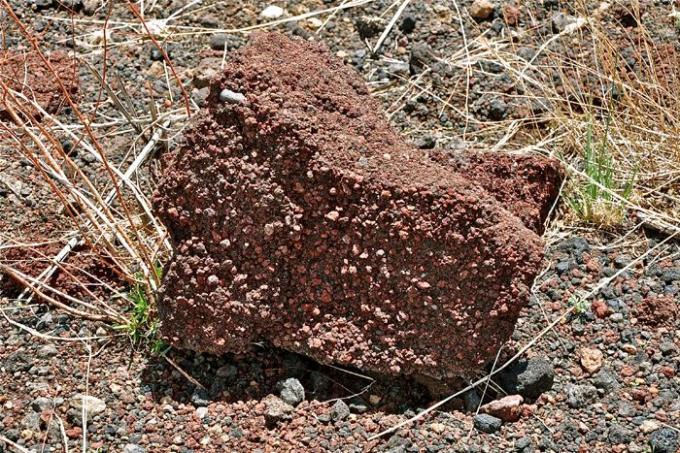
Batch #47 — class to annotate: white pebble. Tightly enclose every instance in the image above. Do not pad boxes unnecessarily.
[260,5,284,20]
[219,89,246,104]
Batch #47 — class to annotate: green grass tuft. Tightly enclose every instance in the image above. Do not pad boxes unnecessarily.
[567,119,635,227]
[114,265,169,356]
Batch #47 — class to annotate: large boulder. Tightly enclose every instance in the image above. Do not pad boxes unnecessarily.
[153,33,562,386]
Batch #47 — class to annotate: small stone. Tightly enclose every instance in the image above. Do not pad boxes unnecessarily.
[22,413,40,431]
[502,4,520,26]
[499,357,554,399]
[592,368,619,391]
[640,419,661,434]
[32,397,53,412]
[306,17,323,28]
[621,343,637,354]
[329,400,350,421]
[659,341,677,356]
[191,388,210,407]
[219,89,246,104]
[515,436,532,451]
[123,444,146,453]
[259,5,284,20]
[325,211,340,221]
[610,312,624,322]
[487,98,508,121]
[263,395,293,426]
[474,414,502,433]
[608,424,633,444]
[580,347,604,374]
[463,389,482,412]
[69,394,106,416]
[613,254,630,268]
[565,384,597,408]
[38,344,58,357]
[409,42,435,75]
[278,378,304,406]
[552,12,577,32]
[648,428,679,453]
[469,0,495,21]
[480,394,523,422]
[399,15,416,34]
[195,407,209,419]
[430,422,446,434]
[354,16,386,40]
[591,299,609,318]
[517,47,536,61]
[209,34,241,51]
[387,61,410,76]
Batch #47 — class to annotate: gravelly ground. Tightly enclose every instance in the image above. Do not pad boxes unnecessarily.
[1,0,679,452]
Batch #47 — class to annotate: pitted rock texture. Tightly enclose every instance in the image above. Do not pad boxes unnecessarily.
[0,50,78,121]
[154,33,562,384]
[431,151,562,234]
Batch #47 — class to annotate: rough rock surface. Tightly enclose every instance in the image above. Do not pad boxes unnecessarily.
[0,50,79,121]
[154,33,562,385]
[431,150,562,234]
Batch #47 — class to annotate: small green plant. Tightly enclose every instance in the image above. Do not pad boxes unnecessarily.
[114,264,169,356]
[567,120,635,226]
[568,294,590,317]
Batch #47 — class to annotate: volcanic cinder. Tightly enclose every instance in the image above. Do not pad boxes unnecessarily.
[0,50,78,121]
[154,33,562,387]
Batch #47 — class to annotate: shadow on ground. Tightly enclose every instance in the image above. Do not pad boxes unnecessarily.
[138,345,444,415]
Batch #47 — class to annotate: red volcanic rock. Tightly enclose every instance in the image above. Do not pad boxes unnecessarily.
[153,33,562,386]
[0,50,78,121]
[480,394,524,422]
[431,150,562,234]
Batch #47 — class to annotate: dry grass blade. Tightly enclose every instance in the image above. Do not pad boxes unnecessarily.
[0,264,123,322]
[372,0,411,54]
[0,435,32,453]
[82,59,143,135]
[0,304,112,342]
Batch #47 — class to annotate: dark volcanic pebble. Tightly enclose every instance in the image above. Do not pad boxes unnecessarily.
[499,357,555,399]
[648,428,679,453]
[474,414,502,433]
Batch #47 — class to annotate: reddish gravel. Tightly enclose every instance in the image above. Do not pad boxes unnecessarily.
[1,1,679,452]
[0,50,78,121]
[634,295,677,328]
